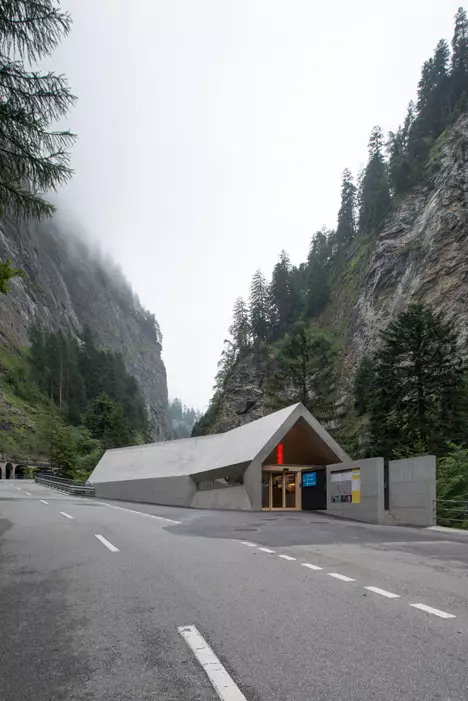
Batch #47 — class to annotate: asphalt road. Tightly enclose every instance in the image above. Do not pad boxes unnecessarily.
[1,481,468,701]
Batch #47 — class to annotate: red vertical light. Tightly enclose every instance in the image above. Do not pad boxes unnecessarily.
[276,442,284,465]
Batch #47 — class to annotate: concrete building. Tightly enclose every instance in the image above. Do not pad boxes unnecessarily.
[89,402,436,526]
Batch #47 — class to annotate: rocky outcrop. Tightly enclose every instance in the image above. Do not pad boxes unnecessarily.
[339,115,468,382]
[210,349,271,433]
[204,115,468,433]
[0,214,172,440]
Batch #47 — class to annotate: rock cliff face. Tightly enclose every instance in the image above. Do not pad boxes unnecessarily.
[339,116,468,380]
[206,115,468,434]
[0,214,172,440]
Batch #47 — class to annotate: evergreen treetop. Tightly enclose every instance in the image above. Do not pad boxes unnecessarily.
[0,0,77,220]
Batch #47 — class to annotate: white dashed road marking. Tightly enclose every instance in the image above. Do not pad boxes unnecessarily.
[97,502,181,525]
[410,603,456,619]
[278,554,296,561]
[26,492,32,496]
[60,512,74,520]
[241,541,257,547]
[365,586,400,599]
[258,547,275,554]
[40,500,49,505]
[302,563,323,571]
[95,534,120,553]
[327,573,356,582]
[16,487,21,490]
[178,625,248,701]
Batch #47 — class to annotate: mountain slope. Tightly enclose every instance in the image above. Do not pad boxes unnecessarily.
[0,213,171,445]
[195,115,468,440]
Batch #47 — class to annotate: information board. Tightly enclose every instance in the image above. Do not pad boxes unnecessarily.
[303,472,317,488]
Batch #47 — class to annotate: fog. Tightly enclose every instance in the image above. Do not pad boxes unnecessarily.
[52,0,460,409]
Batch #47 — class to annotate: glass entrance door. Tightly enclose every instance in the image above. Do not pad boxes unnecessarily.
[272,473,283,508]
[284,473,297,509]
[263,471,298,510]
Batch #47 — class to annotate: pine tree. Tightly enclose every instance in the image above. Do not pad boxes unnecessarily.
[451,6,468,108]
[85,394,133,449]
[0,0,76,219]
[229,297,251,348]
[416,41,450,135]
[354,356,377,416]
[336,169,357,248]
[388,102,415,195]
[269,251,296,338]
[306,229,330,317]
[359,126,391,234]
[269,322,336,421]
[249,270,269,341]
[213,340,237,396]
[369,304,467,458]
[432,39,451,128]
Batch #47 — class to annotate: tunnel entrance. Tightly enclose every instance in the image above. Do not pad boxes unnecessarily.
[15,465,26,480]
[5,463,13,479]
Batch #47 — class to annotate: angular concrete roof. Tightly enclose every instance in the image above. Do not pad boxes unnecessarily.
[89,403,349,484]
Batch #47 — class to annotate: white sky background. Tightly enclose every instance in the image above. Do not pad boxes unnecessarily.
[53,0,461,409]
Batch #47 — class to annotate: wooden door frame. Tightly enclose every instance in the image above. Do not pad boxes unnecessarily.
[261,467,302,511]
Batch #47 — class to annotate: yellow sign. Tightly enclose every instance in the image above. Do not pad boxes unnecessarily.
[351,468,361,504]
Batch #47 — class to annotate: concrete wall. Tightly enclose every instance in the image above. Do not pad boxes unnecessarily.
[388,456,436,526]
[94,475,196,506]
[243,459,262,510]
[326,458,385,524]
[191,485,252,510]
[95,475,256,511]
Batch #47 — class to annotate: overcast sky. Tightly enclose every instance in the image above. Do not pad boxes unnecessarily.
[53,0,461,410]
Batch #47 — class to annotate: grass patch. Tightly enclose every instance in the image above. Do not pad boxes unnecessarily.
[0,343,62,460]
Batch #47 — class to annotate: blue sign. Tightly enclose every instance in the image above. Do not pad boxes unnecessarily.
[303,472,317,487]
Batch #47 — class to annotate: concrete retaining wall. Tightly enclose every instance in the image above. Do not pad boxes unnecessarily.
[326,458,385,524]
[388,456,436,526]
[191,485,252,510]
[94,475,196,506]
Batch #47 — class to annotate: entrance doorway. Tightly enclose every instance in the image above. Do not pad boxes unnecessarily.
[262,470,300,510]
[302,469,327,510]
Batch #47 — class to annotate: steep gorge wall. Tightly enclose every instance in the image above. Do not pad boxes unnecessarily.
[337,116,468,382]
[0,214,172,440]
[205,116,468,434]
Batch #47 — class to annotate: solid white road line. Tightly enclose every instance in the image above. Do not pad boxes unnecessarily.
[258,547,276,554]
[178,625,248,701]
[365,586,400,599]
[40,500,49,505]
[410,603,456,619]
[97,502,181,525]
[60,512,74,520]
[327,573,356,582]
[278,554,296,561]
[301,563,323,571]
[240,541,257,547]
[95,534,120,553]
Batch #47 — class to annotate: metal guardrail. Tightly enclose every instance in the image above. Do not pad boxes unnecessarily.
[434,498,468,530]
[35,473,95,496]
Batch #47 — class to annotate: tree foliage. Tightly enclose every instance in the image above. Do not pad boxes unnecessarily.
[0,0,77,220]
[336,168,357,247]
[0,258,23,293]
[356,304,467,459]
[269,322,336,421]
[249,269,270,341]
[170,398,201,438]
[229,297,251,348]
[29,324,150,449]
[359,126,391,234]
[269,251,296,339]
[306,229,330,318]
